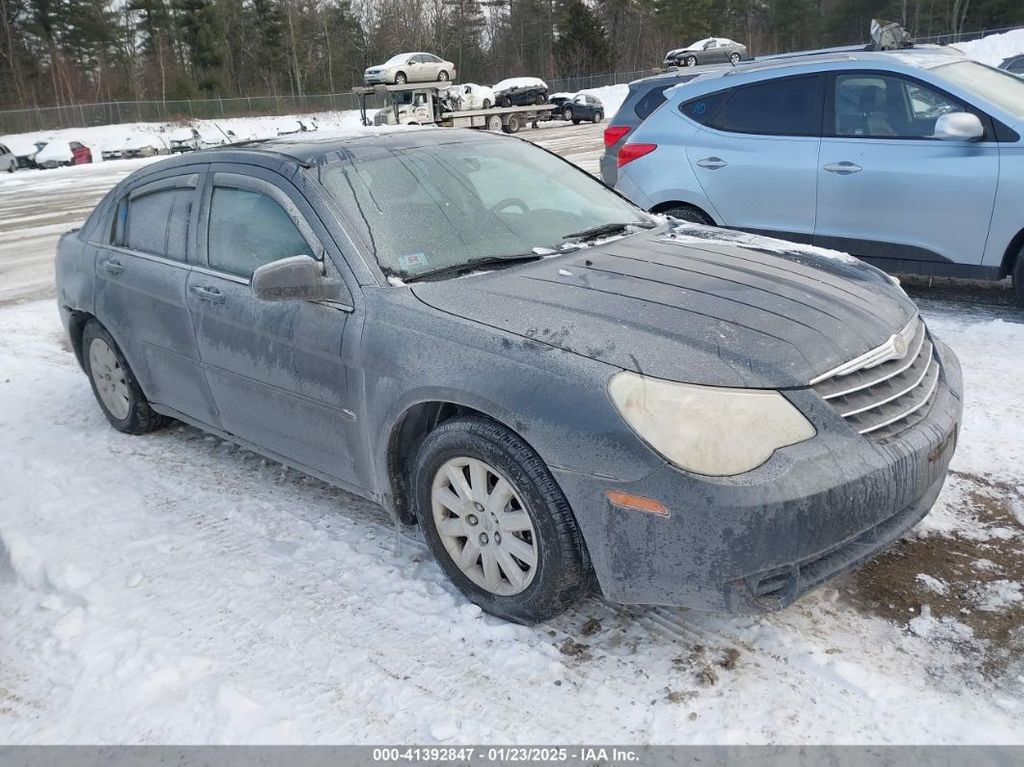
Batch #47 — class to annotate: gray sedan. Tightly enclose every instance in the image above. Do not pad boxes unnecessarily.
[664,38,747,67]
[55,129,961,623]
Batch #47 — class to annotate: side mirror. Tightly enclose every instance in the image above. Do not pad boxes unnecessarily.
[933,112,984,141]
[251,255,349,304]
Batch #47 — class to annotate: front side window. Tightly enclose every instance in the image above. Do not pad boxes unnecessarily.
[313,138,649,281]
[207,187,310,278]
[834,73,963,138]
[117,187,192,260]
[708,76,821,136]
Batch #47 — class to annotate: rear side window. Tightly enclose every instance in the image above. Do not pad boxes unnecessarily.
[207,187,310,278]
[679,90,730,125]
[115,188,192,260]
[707,76,821,136]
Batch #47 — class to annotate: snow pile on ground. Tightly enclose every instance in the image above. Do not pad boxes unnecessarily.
[577,84,629,118]
[955,28,1024,66]
[0,108,371,166]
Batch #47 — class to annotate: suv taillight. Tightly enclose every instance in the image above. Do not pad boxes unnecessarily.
[617,143,657,168]
[603,125,630,147]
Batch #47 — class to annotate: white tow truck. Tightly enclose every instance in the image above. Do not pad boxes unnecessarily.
[354,83,556,134]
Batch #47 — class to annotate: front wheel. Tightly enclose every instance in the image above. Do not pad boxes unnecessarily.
[482,98,492,109]
[394,71,407,84]
[685,55,697,66]
[82,319,168,434]
[592,112,602,123]
[562,107,573,121]
[413,416,591,624]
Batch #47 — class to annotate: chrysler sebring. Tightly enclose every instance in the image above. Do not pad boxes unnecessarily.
[54,129,962,623]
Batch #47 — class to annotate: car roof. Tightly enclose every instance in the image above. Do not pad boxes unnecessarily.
[125,128,503,173]
[655,44,968,98]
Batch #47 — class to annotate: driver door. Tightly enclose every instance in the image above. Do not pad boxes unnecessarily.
[187,166,362,486]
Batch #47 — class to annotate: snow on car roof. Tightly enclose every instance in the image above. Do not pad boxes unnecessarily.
[493,77,547,92]
[382,52,433,66]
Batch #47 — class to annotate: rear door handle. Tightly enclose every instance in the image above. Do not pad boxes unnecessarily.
[696,156,728,170]
[100,258,124,275]
[190,285,225,304]
[823,161,863,175]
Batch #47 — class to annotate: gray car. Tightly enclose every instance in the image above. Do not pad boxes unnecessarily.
[664,38,747,68]
[55,130,962,624]
[615,46,1024,304]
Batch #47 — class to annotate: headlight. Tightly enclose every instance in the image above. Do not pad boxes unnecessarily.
[608,371,816,476]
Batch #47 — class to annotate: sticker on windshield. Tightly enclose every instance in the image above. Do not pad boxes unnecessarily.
[398,252,429,270]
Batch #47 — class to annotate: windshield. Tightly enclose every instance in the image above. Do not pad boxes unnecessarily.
[384,53,412,67]
[313,137,650,281]
[688,38,712,49]
[936,60,1024,119]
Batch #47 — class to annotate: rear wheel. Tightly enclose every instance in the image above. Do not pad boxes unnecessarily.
[730,52,741,64]
[486,114,503,131]
[394,71,407,84]
[82,319,168,434]
[413,416,591,624]
[437,70,449,82]
[535,93,545,105]
[503,114,522,134]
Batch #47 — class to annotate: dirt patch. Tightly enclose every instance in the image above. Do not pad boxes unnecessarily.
[844,471,1024,677]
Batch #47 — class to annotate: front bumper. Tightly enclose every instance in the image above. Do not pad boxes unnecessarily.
[552,341,964,613]
[364,72,388,84]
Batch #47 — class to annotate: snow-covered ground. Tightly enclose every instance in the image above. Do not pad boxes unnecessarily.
[0,124,1023,744]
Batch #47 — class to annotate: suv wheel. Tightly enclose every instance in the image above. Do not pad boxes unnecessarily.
[562,106,573,121]
[413,416,591,624]
[82,319,168,434]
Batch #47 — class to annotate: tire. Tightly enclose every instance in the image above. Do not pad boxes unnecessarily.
[486,115,502,131]
[660,204,714,225]
[562,107,573,121]
[592,112,602,123]
[482,99,492,109]
[81,319,168,435]
[503,114,522,134]
[413,416,592,624]
[500,95,512,108]
[572,119,580,125]
[730,52,741,64]
[394,71,407,84]
[437,70,449,82]
[535,93,545,105]
[685,55,697,67]
[1014,247,1024,307]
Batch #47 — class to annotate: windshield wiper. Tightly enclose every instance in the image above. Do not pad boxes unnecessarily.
[401,253,545,283]
[562,220,657,243]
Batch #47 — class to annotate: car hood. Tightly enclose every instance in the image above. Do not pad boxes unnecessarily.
[409,230,918,388]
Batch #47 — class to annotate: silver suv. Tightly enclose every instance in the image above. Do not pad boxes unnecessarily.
[614,47,1024,303]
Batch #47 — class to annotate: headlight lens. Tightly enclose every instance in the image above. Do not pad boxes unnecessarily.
[608,371,816,476]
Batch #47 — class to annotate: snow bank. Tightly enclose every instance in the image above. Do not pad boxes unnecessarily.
[577,84,629,118]
[0,108,371,165]
[955,28,1024,67]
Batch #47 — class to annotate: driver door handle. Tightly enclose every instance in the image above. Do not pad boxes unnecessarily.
[823,161,862,175]
[190,285,225,304]
[696,156,728,170]
[100,258,124,275]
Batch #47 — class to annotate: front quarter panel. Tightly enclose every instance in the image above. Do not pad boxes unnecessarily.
[360,288,667,500]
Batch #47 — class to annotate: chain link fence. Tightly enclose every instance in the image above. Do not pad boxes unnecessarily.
[2,23,1020,135]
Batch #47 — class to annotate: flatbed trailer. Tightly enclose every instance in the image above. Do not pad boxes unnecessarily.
[354,84,557,133]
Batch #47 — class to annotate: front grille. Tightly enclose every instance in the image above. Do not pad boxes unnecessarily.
[811,315,939,441]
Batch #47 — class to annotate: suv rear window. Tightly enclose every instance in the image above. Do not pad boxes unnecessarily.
[693,76,822,136]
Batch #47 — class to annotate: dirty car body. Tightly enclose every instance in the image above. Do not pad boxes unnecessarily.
[55,129,962,622]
